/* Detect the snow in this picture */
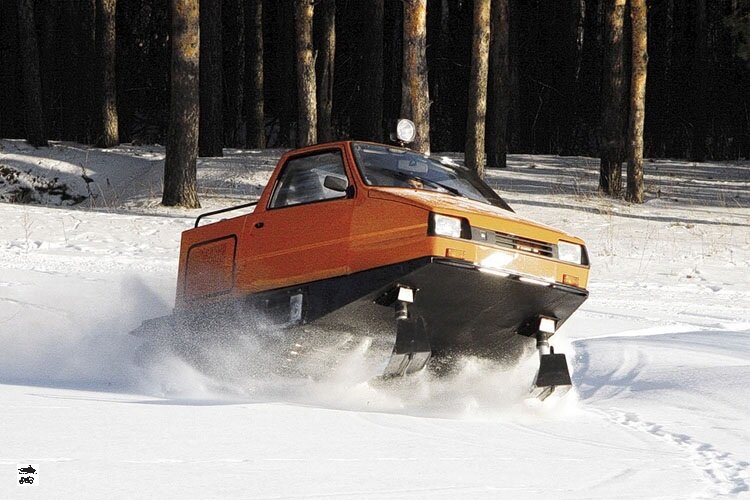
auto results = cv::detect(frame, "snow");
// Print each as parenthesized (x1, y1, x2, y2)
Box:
(1, 139, 749, 498)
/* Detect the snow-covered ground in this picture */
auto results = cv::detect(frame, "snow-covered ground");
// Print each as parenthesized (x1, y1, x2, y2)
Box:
(1, 139, 749, 498)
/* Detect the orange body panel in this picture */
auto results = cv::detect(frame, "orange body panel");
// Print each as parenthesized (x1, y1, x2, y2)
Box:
(175, 141, 590, 311)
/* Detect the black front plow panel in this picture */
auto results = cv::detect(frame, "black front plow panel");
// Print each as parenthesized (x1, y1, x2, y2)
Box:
(309, 258, 588, 362)
(394, 260, 588, 358)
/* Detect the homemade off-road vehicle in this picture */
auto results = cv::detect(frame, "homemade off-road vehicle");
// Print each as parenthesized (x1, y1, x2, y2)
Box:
(135, 123, 590, 398)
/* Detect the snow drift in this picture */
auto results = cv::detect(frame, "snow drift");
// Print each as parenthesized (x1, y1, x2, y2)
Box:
(1, 140, 748, 498)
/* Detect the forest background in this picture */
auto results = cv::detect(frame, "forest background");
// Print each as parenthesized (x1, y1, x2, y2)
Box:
(1, 0, 748, 206)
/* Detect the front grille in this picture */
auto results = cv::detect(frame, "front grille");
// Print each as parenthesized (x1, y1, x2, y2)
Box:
(494, 231, 555, 258)
(472, 226, 555, 258)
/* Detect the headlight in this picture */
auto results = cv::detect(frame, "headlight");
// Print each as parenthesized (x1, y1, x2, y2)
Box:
(557, 241, 583, 264)
(430, 213, 465, 239)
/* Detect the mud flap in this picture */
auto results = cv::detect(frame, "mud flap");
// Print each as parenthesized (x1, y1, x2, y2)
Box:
(531, 349, 572, 400)
(383, 317, 432, 377)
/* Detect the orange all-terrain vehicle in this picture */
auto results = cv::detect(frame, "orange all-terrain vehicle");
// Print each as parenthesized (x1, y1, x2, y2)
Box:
(135, 126, 590, 398)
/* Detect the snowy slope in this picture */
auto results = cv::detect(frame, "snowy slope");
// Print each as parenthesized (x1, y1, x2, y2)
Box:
(1, 140, 749, 498)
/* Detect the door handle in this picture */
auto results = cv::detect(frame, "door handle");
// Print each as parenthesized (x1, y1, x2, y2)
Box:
(255, 222, 264, 229)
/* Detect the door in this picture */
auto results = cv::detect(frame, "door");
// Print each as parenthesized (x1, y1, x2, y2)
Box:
(240, 148, 355, 292)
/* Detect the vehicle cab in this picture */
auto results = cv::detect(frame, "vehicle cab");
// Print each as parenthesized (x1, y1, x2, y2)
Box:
(176, 140, 589, 309)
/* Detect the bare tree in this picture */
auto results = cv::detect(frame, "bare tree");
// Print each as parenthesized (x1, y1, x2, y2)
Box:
(245, 0, 265, 148)
(359, 0, 384, 142)
(627, 0, 648, 203)
(17, 0, 48, 147)
(223, 0, 245, 147)
(465, 0, 491, 176)
(431, 0, 453, 149)
(78, 0, 97, 143)
(163, 0, 200, 208)
(486, 0, 510, 169)
(691, 0, 708, 162)
(316, 0, 335, 143)
(96, 0, 119, 147)
(401, 0, 430, 153)
(295, 0, 317, 146)
(39, 3, 59, 138)
(276, 2, 296, 146)
(599, 0, 626, 196)
(199, 0, 223, 157)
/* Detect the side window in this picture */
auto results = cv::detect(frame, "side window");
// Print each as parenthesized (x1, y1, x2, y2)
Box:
(269, 150, 348, 209)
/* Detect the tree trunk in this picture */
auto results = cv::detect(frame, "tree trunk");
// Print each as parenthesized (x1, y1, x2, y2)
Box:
(384, 0, 403, 139)
(401, 0, 430, 153)
(276, 1, 295, 146)
(430, 0, 452, 150)
(295, 0, 317, 146)
(199, 0, 223, 157)
(359, 0, 384, 142)
(96, 0, 119, 147)
(78, 0, 97, 143)
(486, 0, 510, 169)
(691, 0, 708, 162)
(163, 0, 200, 208)
(560, 0, 586, 153)
(571, 0, 586, 82)
(507, 0, 521, 151)
(599, 0, 626, 196)
(245, 0, 265, 148)
(223, 0, 245, 147)
(465, 0, 491, 176)
(17, 0, 48, 147)
(627, 0, 647, 204)
(316, 0, 335, 143)
(39, 1, 58, 139)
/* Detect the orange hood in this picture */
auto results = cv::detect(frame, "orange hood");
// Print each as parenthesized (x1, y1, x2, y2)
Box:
(368, 187, 585, 245)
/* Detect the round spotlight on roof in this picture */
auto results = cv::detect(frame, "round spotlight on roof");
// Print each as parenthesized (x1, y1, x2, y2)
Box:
(396, 118, 416, 144)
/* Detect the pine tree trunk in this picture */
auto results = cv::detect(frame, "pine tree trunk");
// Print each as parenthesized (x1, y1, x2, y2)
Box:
(507, 0, 521, 151)
(245, 0, 265, 148)
(662, 0, 674, 157)
(163, 0, 200, 208)
(571, 0, 585, 82)
(17, 0, 48, 147)
(360, 0, 384, 142)
(39, 1, 58, 139)
(199, 0, 223, 157)
(691, 0, 708, 162)
(96, 0, 119, 147)
(559, 0, 586, 153)
(78, 0, 97, 143)
(465, 0, 491, 177)
(1, 0, 27, 137)
(627, 0, 647, 204)
(599, 0, 626, 196)
(295, 0, 317, 146)
(316, 0, 335, 143)
(486, 0, 510, 169)
(430, 0, 452, 150)
(223, 0, 245, 147)
(276, 2, 295, 146)
(385, 0, 403, 135)
(401, 0, 430, 153)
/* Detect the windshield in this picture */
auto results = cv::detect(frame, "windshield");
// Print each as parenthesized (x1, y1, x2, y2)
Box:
(351, 142, 513, 211)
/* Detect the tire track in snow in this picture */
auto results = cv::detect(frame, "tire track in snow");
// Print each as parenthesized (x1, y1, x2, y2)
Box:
(599, 408, 749, 498)
(0, 296, 70, 315)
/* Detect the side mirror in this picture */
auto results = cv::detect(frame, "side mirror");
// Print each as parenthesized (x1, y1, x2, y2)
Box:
(323, 175, 348, 193)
